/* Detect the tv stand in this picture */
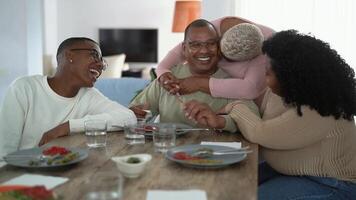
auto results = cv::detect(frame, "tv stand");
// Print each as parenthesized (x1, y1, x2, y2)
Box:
(122, 70, 142, 78)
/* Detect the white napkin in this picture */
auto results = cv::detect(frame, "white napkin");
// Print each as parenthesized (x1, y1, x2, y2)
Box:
(201, 141, 241, 149)
(147, 190, 207, 200)
(1, 174, 68, 189)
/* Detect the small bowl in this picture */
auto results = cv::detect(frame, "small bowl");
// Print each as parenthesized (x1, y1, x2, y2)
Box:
(111, 154, 152, 178)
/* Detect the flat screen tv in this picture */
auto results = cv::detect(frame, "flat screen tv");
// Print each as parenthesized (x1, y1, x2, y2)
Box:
(99, 28, 158, 63)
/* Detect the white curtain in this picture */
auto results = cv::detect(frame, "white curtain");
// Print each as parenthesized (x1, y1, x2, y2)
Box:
(234, 0, 356, 70)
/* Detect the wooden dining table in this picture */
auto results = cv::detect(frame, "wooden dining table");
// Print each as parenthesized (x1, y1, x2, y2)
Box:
(0, 130, 258, 200)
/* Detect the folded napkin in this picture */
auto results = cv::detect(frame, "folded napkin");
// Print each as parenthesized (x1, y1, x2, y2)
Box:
(147, 190, 207, 200)
(1, 174, 68, 189)
(201, 141, 241, 149)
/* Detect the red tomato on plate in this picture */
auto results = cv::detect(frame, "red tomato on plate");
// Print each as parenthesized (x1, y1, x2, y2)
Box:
(42, 146, 70, 156)
(173, 152, 199, 160)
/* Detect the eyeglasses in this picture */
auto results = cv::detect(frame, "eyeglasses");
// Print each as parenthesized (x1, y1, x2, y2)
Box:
(70, 48, 108, 71)
(186, 39, 219, 52)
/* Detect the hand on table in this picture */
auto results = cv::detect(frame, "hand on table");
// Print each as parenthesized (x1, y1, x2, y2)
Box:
(129, 103, 150, 119)
(183, 100, 226, 129)
(39, 122, 70, 146)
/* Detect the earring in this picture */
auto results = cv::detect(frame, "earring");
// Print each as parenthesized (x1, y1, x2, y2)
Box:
(69, 59, 73, 63)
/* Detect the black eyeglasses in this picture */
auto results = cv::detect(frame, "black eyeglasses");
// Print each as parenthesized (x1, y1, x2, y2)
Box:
(70, 48, 108, 70)
(186, 39, 219, 52)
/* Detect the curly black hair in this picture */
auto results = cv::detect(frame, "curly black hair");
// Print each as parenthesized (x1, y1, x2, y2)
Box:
(262, 30, 356, 120)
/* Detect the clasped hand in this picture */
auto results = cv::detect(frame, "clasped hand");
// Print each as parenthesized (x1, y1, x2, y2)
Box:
(183, 100, 226, 129)
(129, 103, 150, 119)
(159, 72, 203, 95)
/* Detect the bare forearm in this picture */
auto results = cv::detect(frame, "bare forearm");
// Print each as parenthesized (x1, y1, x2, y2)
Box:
(197, 77, 211, 94)
(39, 121, 70, 146)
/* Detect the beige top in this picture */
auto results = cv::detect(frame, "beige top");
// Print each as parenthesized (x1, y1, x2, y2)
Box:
(229, 88, 356, 182)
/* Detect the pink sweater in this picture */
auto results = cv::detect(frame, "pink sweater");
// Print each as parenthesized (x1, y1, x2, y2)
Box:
(156, 17, 275, 99)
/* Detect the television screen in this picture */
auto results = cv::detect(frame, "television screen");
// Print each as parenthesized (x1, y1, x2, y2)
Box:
(99, 29, 158, 63)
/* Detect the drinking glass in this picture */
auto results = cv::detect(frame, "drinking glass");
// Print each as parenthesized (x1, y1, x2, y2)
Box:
(85, 119, 107, 148)
(124, 124, 145, 145)
(153, 124, 176, 153)
(84, 172, 124, 200)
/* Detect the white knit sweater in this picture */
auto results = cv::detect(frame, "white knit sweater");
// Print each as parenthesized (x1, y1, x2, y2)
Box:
(0, 75, 136, 158)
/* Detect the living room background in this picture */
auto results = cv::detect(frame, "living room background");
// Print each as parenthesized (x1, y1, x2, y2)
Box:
(0, 0, 354, 104)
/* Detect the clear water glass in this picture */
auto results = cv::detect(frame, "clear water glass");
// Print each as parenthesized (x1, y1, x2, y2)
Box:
(124, 124, 145, 145)
(85, 172, 123, 200)
(153, 124, 176, 153)
(85, 119, 107, 148)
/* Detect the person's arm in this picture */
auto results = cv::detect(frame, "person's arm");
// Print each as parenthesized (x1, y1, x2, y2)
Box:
(0, 83, 27, 159)
(177, 76, 210, 95)
(156, 44, 184, 77)
(129, 103, 150, 119)
(183, 100, 230, 128)
(38, 122, 69, 146)
(69, 89, 137, 132)
(184, 99, 259, 133)
(210, 55, 268, 99)
(229, 102, 335, 150)
(156, 44, 184, 94)
(129, 80, 161, 118)
(178, 55, 268, 98)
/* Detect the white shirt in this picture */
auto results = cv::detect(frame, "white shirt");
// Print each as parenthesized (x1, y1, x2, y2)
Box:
(0, 75, 136, 157)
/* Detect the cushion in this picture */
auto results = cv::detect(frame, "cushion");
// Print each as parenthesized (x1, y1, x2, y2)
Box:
(100, 54, 126, 78)
(94, 77, 150, 107)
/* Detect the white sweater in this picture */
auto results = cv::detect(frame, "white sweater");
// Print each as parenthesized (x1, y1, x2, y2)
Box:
(0, 75, 136, 157)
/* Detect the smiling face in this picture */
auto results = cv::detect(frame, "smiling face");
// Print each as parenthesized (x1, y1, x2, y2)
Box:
(66, 41, 105, 87)
(183, 26, 220, 75)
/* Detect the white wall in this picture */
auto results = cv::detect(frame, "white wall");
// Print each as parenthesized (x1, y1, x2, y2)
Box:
(27, 0, 44, 75)
(234, 0, 356, 70)
(0, 0, 233, 103)
(202, 0, 235, 20)
(43, 0, 58, 55)
(0, 0, 43, 103)
(54, 0, 184, 69)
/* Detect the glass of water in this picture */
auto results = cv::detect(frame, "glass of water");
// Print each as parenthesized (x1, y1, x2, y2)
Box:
(85, 119, 107, 148)
(84, 172, 124, 200)
(124, 124, 145, 145)
(153, 123, 176, 153)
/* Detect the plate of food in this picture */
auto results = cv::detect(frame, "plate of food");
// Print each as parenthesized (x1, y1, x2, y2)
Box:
(3, 146, 88, 168)
(143, 123, 195, 138)
(165, 144, 247, 169)
(0, 185, 59, 199)
(0, 185, 58, 200)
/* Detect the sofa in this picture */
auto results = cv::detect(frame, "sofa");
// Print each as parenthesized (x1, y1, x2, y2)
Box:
(94, 77, 150, 107)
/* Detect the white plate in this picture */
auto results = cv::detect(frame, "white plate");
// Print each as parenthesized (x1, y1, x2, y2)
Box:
(165, 144, 247, 169)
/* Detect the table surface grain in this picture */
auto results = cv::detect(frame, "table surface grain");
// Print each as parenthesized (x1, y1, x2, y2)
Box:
(0, 130, 258, 200)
